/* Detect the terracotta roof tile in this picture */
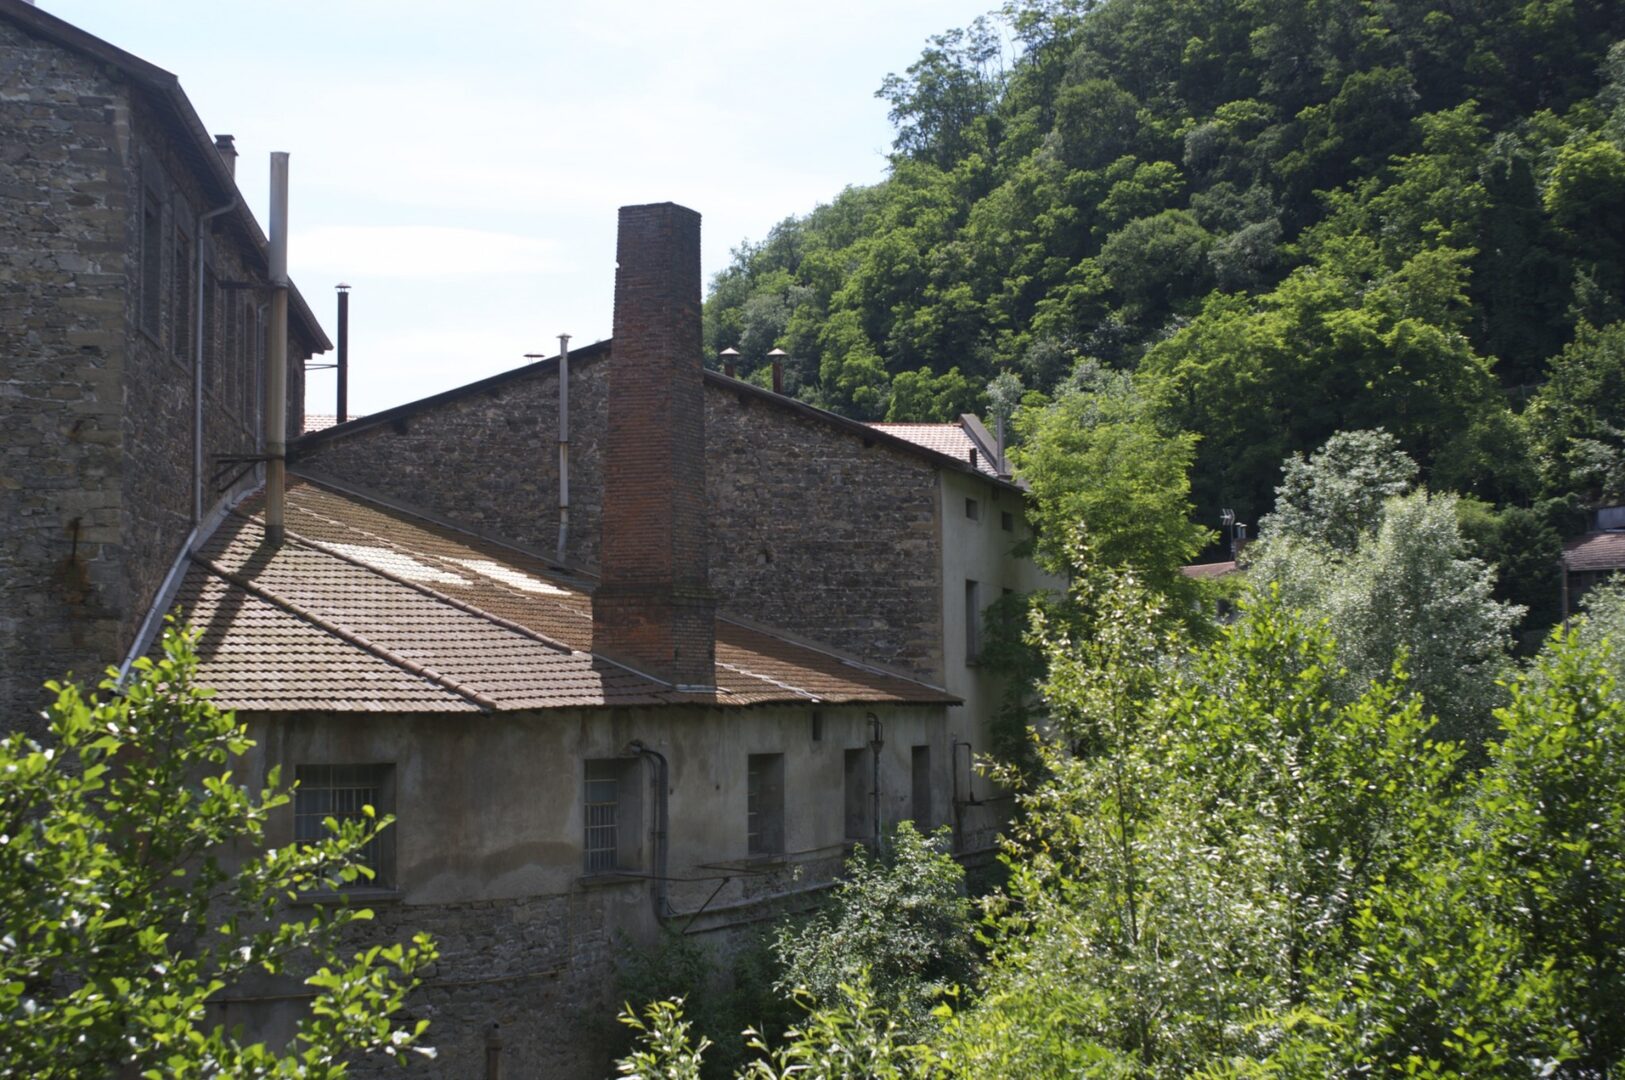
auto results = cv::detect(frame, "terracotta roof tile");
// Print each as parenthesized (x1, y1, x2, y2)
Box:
(865, 422, 1000, 476)
(174, 479, 957, 713)
(1564, 531, 1625, 573)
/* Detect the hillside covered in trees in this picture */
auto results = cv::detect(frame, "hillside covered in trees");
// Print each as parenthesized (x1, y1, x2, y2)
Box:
(705, 0, 1625, 541)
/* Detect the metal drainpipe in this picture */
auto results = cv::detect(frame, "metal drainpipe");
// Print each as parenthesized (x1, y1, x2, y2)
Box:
(265, 152, 289, 544)
(193, 197, 237, 526)
(867, 713, 884, 853)
(630, 741, 670, 918)
(557, 333, 572, 564)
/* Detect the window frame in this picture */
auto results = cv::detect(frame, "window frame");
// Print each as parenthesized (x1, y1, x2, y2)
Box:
(583, 757, 644, 875)
(293, 762, 396, 890)
(746, 753, 785, 857)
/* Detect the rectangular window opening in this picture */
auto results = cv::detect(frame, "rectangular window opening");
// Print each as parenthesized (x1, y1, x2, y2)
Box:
(172, 229, 191, 362)
(844, 748, 870, 842)
(294, 763, 394, 887)
(965, 579, 982, 664)
(965, 497, 980, 521)
(911, 745, 932, 827)
(1001, 510, 1014, 532)
(139, 192, 163, 339)
(584, 758, 643, 874)
(747, 753, 785, 856)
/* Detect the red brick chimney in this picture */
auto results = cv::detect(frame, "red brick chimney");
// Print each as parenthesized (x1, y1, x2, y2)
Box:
(592, 203, 716, 688)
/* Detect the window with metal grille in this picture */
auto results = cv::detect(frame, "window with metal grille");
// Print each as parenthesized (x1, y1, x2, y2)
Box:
(294, 764, 391, 885)
(747, 753, 784, 856)
(172, 229, 190, 362)
(583, 759, 621, 873)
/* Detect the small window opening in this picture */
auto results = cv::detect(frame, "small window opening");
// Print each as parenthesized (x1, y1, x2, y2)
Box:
(965, 497, 980, 521)
(747, 753, 785, 856)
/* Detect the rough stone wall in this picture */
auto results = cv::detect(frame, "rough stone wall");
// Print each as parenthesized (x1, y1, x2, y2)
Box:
(0, 15, 320, 733)
(0, 20, 130, 733)
(296, 363, 945, 677)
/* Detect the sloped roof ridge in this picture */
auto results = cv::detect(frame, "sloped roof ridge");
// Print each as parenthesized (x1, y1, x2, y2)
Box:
(242, 502, 580, 655)
(187, 549, 494, 710)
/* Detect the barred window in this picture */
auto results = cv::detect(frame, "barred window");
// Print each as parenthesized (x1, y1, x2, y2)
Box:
(747, 753, 784, 856)
(172, 229, 191, 362)
(584, 758, 642, 874)
(584, 759, 620, 873)
(295, 763, 392, 885)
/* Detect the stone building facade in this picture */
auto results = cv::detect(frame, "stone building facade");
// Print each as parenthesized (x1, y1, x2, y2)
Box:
(0, 0, 327, 735)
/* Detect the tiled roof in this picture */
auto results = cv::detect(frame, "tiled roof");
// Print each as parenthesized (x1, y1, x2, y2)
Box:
(865, 422, 1001, 477)
(302, 414, 342, 434)
(174, 479, 956, 713)
(1564, 531, 1625, 573)
(1180, 560, 1238, 579)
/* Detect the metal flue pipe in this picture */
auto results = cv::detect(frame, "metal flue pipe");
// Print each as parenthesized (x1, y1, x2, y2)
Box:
(557, 332, 572, 564)
(265, 152, 289, 544)
(335, 283, 350, 424)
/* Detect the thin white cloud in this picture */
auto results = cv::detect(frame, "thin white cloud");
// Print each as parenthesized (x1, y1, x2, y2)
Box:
(293, 225, 568, 279)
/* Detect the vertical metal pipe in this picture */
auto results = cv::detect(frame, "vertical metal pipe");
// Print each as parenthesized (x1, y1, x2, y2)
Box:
(265, 152, 289, 544)
(557, 332, 571, 564)
(335, 284, 350, 424)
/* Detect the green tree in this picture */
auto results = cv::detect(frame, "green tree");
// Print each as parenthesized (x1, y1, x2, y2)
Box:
(1260, 428, 1418, 551)
(0, 625, 436, 1078)
(773, 823, 974, 1041)
(1252, 486, 1520, 744)
(1524, 320, 1625, 502)
(1011, 363, 1211, 596)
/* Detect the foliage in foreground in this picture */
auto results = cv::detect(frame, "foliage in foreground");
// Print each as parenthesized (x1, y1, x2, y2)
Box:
(618, 560, 1625, 1077)
(0, 625, 436, 1078)
(773, 822, 975, 1041)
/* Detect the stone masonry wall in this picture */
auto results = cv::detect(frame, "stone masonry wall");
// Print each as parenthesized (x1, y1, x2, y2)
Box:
(1, 15, 320, 734)
(295, 361, 945, 678)
(0, 21, 130, 734)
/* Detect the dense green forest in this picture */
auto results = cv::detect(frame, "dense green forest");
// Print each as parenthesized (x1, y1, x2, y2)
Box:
(613, 4, 1625, 1075)
(705, 0, 1625, 549)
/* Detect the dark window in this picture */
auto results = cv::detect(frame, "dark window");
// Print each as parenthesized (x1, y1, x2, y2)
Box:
(202, 268, 218, 393)
(139, 192, 162, 339)
(911, 745, 932, 827)
(172, 230, 191, 361)
(747, 753, 785, 856)
(584, 758, 642, 873)
(295, 763, 394, 886)
(844, 748, 870, 842)
(965, 579, 982, 663)
(965, 497, 980, 521)
(1001, 511, 1014, 532)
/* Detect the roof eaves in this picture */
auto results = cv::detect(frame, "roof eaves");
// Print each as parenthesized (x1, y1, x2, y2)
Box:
(708, 370, 1024, 493)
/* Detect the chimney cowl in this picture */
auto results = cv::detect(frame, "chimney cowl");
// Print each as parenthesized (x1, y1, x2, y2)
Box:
(214, 134, 237, 179)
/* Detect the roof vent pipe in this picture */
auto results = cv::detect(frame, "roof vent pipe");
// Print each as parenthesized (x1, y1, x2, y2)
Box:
(556, 332, 572, 565)
(767, 347, 786, 394)
(265, 151, 290, 544)
(335, 284, 351, 423)
(719, 346, 738, 379)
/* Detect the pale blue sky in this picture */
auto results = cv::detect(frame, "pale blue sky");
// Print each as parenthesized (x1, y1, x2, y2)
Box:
(44, 0, 998, 416)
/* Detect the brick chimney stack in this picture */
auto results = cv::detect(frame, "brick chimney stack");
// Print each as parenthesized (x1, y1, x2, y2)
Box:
(592, 203, 716, 688)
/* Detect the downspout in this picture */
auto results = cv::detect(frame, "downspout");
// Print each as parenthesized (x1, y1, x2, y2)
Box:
(193, 196, 237, 526)
(265, 152, 289, 544)
(556, 333, 572, 564)
(629, 741, 670, 919)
